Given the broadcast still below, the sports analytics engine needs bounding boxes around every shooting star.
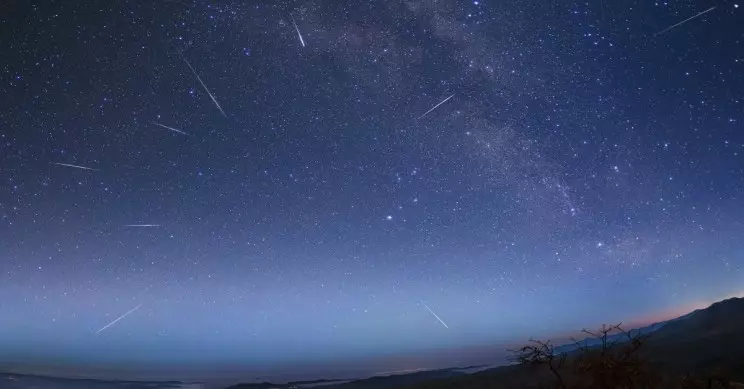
[290,14,306,47]
[52,162,98,171]
[95,304,143,335]
[153,122,188,136]
[124,224,161,228]
[417,94,455,119]
[182,57,227,117]
[654,6,716,37]
[421,302,449,329]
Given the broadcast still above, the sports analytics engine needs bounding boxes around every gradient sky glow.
[1,0,743,382]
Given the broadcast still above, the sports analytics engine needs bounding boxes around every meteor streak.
[153,122,188,136]
[417,94,455,119]
[182,57,227,117]
[290,15,306,47]
[52,162,98,171]
[422,302,449,329]
[95,304,143,335]
[654,6,716,37]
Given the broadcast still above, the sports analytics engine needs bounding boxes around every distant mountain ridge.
[225,366,487,389]
[0,371,193,388]
[552,297,744,350]
[378,296,744,389]
[224,378,347,389]
[649,297,744,341]
[553,321,667,354]
[553,298,744,355]
[637,296,744,380]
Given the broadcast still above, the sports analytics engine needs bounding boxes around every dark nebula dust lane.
[0,0,743,380]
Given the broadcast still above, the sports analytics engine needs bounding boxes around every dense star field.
[1,0,743,381]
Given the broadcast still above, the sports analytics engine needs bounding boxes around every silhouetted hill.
[650,297,744,341]
[339,364,556,389]
[226,378,347,389]
[0,371,191,388]
[549,297,744,380]
[641,297,744,381]
[226,382,285,389]
[321,369,469,389]
[290,379,347,386]
[352,296,744,389]
[226,368,476,389]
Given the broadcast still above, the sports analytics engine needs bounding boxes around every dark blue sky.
[1,0,743,382]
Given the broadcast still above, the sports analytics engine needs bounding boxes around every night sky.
[1,0,743,382]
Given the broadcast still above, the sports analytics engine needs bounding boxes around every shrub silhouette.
[510,323,734,389]
[510,338,568,389]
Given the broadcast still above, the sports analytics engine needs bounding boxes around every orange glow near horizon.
[543,291,744,345]
[620,291,744,329]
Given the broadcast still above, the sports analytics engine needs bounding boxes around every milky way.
[0,0,743,382]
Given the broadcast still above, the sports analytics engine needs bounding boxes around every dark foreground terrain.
[387,297,744,389]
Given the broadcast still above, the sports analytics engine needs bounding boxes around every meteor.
[290,14,306,47]
[421,302,449,329]
[124,224,161,228]
[417,94,455,119]
[654,6,716,37]
[182,56,227,117]
[153,122,188,136]
[95,304,143,335]
[52,162,98,171]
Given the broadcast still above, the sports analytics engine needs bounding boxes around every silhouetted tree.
[567,324,657,389]
[510,323,733,389]
[509,339,567,389]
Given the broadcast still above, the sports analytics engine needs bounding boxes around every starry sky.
[1,0,743,383]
